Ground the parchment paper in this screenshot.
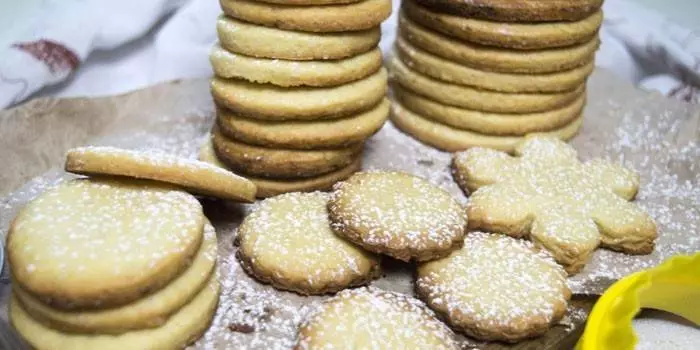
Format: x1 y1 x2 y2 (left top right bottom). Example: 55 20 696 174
0 69 698 349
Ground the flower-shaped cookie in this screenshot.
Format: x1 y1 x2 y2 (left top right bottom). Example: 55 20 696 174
452 136 657 274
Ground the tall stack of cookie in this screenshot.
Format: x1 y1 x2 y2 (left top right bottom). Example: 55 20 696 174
205 0 393 198
389 0 604 152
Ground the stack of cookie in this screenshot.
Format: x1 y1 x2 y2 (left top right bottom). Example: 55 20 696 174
206 0 393 198
389 0 603 152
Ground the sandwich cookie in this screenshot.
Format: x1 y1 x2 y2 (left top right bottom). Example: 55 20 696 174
414 0 603 22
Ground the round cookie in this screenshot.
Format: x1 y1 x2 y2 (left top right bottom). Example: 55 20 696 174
415 0 603 22
399 13 600 74
65 146 256 202
220 0 392 33
396 37 594 93
296 287 460 349
389 56 585 113
7 178 204 310
211 68 387 121
210 45 382 87
328 171 467 262
394 86 585 135
10 274 219 349
216 15 380 61
390 100 583 152
13 222 217 334
403 0 603 50
212 127 361 179
237 192 381 295
217 99 389 150
417 232 571 342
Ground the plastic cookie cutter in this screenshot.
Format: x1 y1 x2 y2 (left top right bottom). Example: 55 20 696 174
577 253 700 350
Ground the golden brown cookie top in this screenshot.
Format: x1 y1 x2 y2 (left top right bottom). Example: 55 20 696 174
415 0 604 22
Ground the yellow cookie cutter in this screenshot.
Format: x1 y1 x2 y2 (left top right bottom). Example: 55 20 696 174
577 253 700 350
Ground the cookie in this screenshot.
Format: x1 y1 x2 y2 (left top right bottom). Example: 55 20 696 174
328 171 466 262
220 0 392 33
296 287 460 349
237 192 380 295
403 0 603 50
14 222 217 334
394 85 585 135
415 0 603 22
391 100 583 152
217 99 389 150
395 37 594 93
210 45 383 87
417 232 571 342
65 146 256 202
399 13 600 74
7 178 204 310
389 55 585 113
452 136 657 273
10 274 219 349
211 68 387 121
217 15 380 61
212 127 361 179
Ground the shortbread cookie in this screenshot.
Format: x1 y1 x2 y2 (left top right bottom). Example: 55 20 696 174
417 232 570 342
7 178 204 310
296 287 459 349
389 55 585 113
399 13 600 74
237 192 380 295
452 136 657 273
217 16 380 61
329 171 466 261
217 99 389 150
415 0 603 22
396 37 594 93
211 68 387 121
212 127 360 179
220 0 392 33
14 222 217 334
10 275 219 349
211 45 382 87
404 0 603 50
394 86 585 135
65 146 256 202
391 100 583 152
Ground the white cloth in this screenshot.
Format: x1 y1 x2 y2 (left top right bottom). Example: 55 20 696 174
1 0 700 109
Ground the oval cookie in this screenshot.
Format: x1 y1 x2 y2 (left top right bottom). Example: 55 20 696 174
414 0 603 22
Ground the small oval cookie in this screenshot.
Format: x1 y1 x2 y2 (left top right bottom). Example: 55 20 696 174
329 171 467 262
415 0 603 22
417 232 571 342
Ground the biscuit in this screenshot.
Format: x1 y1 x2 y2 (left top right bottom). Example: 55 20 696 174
296 287 460 350
210 45 383 87
389 55 585 113
7 178 204 310
220 0 392 33
10 275 219 349
391 100 583 152
14 222 217 334
217 99 389 150
216 15 380 61
394 86 585 135
396 37 594 93
452 136 657 273
399 13 600 74
404 1 603 50
417 232 571 342
415 0 603 22
211 68 387 121
65 146 256 202
328 171 466 262
237 192 381 295
212 127 361 179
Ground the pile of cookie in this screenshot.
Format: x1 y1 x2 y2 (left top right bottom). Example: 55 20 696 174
207 0 392 198
389 0 603 152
